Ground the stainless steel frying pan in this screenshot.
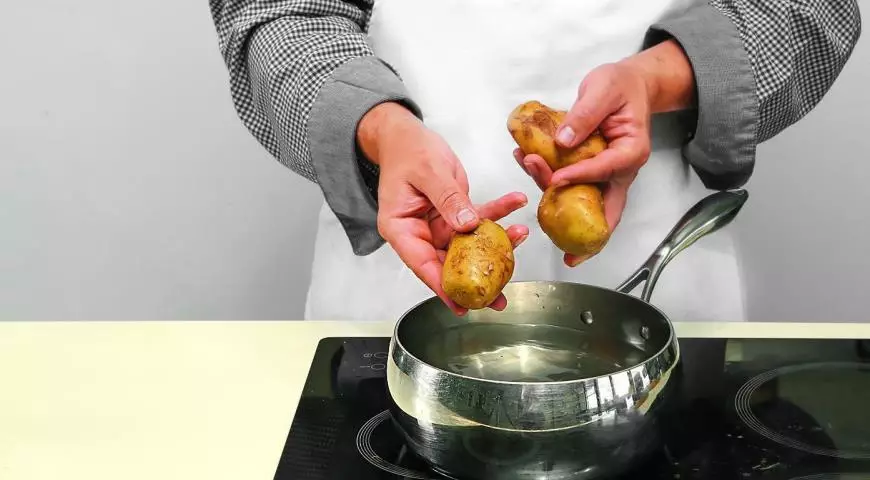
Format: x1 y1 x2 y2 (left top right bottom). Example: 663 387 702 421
385 189 749 480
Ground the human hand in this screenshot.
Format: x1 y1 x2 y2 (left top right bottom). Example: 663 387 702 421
514 39 696 266
358 102 529 315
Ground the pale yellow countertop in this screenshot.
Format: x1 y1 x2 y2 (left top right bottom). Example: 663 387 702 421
2 320 870 480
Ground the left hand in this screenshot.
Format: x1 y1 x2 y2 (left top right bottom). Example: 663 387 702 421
514 61 653 266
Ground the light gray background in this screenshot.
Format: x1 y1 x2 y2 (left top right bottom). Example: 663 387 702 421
1 1 867 322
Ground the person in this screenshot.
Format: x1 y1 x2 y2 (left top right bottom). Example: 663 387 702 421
208 0 861 323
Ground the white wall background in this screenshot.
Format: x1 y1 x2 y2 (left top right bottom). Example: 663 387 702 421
0 1 321 320
0 1 867 322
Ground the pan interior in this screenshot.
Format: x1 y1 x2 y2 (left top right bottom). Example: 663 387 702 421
396 282 672 383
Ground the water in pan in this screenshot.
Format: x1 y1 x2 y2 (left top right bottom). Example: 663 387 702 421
417 323 649 382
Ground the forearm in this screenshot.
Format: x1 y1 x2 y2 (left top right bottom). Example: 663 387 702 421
357 102 422 166
622 39 697 114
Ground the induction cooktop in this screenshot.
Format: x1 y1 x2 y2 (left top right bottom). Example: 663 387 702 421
274 335 870 479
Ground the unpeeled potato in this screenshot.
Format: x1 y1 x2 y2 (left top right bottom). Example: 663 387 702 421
537 184 609 258
507 100 608 171
442 219 515 310
507 100 611 258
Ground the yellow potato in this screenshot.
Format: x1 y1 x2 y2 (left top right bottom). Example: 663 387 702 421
507 100 611 258
507 100 608 171
537 184 609 258
442 219 515 310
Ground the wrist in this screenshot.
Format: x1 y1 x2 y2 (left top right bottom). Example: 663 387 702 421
357 101 421 166
622 38 696 114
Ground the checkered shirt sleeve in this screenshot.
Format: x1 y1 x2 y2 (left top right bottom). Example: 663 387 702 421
209 0 376 182
710 0 862 143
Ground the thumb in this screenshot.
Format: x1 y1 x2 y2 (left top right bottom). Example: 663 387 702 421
417 174 479 232
556 70 620 149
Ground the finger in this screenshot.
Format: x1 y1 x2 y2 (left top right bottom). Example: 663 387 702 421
512 148 534 173
524 154 554 191
556 70 622 149
602 181 630 232
549 141 637 187
514 149 553 191
385 225 468 316
512 148 524 164
477 191 528 220
488 293 508 311
506 224 529 248
454 161 470 193
565 252 594 268
430 192 529 247
415 170 479 233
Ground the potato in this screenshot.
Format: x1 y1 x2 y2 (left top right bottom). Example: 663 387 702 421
507 100 608 171
537 184 609 258
507 100 612 258
442 219 515 310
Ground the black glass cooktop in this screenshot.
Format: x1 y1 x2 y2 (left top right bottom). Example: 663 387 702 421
275 336 870 480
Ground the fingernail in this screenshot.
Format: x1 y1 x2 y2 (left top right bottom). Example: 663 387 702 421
516 234 529 247
557 126 575 146
456 208 476 227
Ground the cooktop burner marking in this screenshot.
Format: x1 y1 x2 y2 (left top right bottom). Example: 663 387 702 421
735 362 870 460
789 474 870 480
356 410 436 479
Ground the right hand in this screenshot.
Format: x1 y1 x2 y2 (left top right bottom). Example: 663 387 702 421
358 102 529 316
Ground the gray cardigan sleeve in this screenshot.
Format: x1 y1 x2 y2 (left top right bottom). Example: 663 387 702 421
208 0 421 256
644 0 862 190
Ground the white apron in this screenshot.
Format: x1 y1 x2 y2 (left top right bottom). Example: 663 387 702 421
304 0 747 323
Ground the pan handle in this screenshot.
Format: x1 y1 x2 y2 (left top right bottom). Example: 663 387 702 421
616 189 748 302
